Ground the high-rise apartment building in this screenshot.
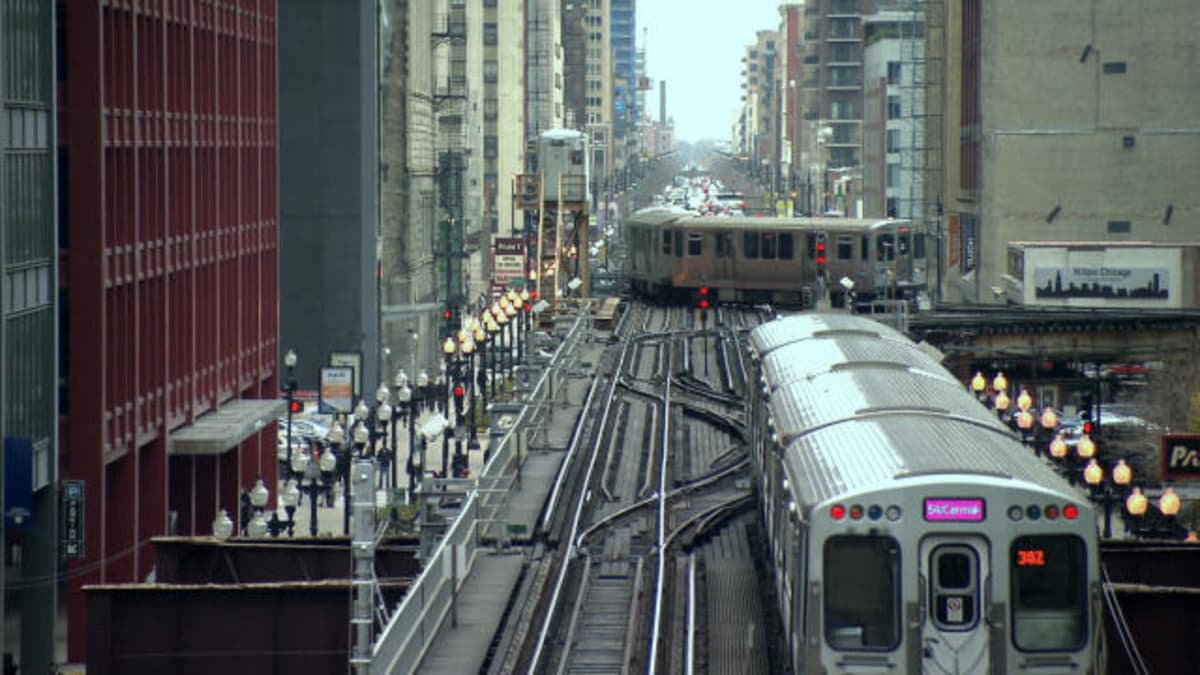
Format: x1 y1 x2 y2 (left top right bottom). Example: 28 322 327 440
585 0 614 190
61 1 281 661
740 31 781 194
1 1 58 670
862 12 924 220
526 0 564 152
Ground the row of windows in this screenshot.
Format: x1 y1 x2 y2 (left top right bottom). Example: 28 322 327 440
654 230 923 263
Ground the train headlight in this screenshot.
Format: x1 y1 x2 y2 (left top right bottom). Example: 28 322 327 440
1026 505 1042 520
867 505 883 521
1007 505 1024 521
830 504 847 520
1044 505 1060 520
885 506 901 521
849 504 865 520
1063 504 1079 520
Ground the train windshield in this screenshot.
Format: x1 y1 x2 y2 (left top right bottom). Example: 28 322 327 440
876 235 895 262
1010 535 1088 651
823 535 901 651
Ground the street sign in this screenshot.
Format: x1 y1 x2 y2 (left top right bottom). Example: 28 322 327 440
1162 434 1200 479
62 480 85 560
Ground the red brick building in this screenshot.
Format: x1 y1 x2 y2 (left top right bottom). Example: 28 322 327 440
61 0 280 660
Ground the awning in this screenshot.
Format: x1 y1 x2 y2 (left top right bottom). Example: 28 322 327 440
169 399 287 455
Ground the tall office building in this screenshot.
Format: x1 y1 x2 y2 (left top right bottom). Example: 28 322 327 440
279 1 381 390
61 1 281 661
1 2 58 671
526 0 563 155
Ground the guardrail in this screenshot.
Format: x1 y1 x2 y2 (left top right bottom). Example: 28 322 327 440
371 302 594 674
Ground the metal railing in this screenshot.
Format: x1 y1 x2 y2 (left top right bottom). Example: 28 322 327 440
371 302 594 674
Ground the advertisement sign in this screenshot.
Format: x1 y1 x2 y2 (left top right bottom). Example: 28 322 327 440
319 366 355 414
329 351 363 399
493 237 526 286
1163 434 1200 480
1034 267 1170 301
947 214 960 268
960 214 976 274
61 480 85 559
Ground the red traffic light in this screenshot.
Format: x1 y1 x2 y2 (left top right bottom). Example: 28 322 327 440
699 299 710 310
816 255 827 266
1082 421 1094 435
453 385 465 398
530 289 538 300
699 286 709 296
443 309 452 320
288 400 303 414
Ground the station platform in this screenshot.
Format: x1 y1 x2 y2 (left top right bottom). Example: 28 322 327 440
412 339 608 672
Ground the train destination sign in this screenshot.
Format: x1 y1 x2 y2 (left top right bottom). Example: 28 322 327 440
924 498 985 522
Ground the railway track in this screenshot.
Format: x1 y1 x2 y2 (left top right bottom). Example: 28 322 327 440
511 301 775 674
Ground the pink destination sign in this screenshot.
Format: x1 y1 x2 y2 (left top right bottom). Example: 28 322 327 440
924 498 985 522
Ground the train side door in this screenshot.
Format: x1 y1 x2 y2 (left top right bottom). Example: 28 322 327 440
715 231 736 283
919 536 990 673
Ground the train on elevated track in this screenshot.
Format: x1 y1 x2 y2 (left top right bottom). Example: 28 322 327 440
748 313 1102 674
625 209 930 308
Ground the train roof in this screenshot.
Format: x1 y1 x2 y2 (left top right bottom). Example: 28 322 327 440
748 314 910 358
780 415 1074 509
766 368 1008 446
627 213 916 233
752 314 1076 507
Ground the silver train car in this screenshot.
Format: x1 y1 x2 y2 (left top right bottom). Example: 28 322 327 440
749 314 1102 674
625 210 928 307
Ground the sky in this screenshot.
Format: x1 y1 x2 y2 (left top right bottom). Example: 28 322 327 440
636 0 784 144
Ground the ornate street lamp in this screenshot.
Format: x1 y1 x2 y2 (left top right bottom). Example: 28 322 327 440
1083 458 1133 538
970 371 987 402
442 337 458 478
283 348 299 478
992 371 1008 394
212 509 235 539
247 478 270 538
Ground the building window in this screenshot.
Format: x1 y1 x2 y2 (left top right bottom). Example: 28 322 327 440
832 123 855 144
887 61 901 85
831 147 856 167
483 22 498 46
831 101 855 119
484 60 498 84
1107 220 1131 234
886 129 900 153
887 95 901 119
829 18 857 39
829 43 857 63
886 197 899 217
484 98 498 121
1103 62 1127 74
886 163 900 188
484 136 498 159
828 66 859 87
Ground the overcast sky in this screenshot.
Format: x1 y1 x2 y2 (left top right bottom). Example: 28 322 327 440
637 0 783 143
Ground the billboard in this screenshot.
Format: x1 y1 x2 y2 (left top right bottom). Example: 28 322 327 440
1015 246 1182 309
493 237 526 286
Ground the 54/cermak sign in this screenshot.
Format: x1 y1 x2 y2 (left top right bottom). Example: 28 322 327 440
1163 434 1200 480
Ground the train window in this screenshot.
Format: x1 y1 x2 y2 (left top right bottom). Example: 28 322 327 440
837 235 854 260
913 232 926 259
930 545 979 631
805 233 816 259
662 230 671 255
1010 535 1088 651
762 233 777 259
897 232 910 256
687 233 703 256
824 535 901 651
744 233 760 259
674 230 683 258
877 234 895 262
569 150 584 165
779 233 795 259
861 235 869 260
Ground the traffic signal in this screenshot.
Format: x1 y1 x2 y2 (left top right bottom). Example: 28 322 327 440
1082 420 1094 436
815 233 828 269
698 286 711 310
288 399 303 415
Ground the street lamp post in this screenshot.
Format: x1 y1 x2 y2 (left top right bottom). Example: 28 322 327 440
350 412 371 535
442 337 458 478
283 349 299 479
486 315 501 398
395 369 411 495
246 478 270 538
1083 458 1134 539
376 384 394 490
460 337 477 470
